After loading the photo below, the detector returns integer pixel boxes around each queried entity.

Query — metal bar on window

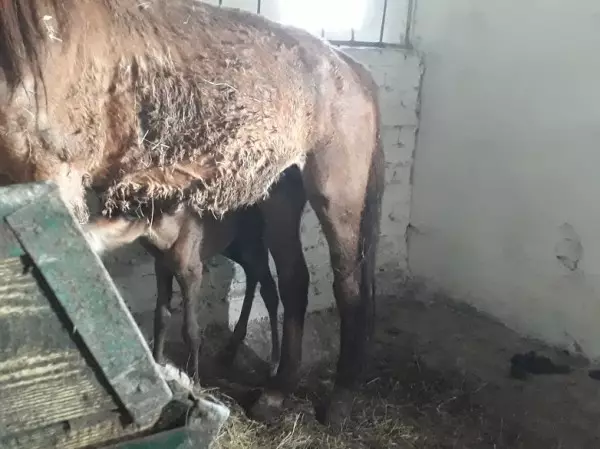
[405,0,415,48]
[211,0,410,48]
[328,40,406,49]
[379,0,388,43]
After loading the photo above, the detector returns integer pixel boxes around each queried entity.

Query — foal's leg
[304,142,385,426]
[256,260,281,377]
[217,261,258,367]
[172,245,205,380]
[238,244,281,377]
[220,241,280,377]
[152,257,174,365]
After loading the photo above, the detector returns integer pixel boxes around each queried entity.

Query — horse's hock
[0,182,229,449]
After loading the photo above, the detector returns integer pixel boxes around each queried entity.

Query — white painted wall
[105,48,421,329]
[409,0,600,358]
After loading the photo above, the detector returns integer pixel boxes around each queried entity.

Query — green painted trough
[0,182,229,449]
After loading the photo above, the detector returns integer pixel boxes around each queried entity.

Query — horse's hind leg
[249,170,308,422]
[304,139,384,427]
[153,257,174,365]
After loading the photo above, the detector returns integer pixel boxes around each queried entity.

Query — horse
[0,0,385,427]
[87,165,306,380]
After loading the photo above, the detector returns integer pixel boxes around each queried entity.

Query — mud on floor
[138,283,600,449]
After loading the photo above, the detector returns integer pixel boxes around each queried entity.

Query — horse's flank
[0,0,376,221]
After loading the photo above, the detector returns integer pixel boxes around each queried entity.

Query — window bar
[379,0,388,43]
[218,0,223,6]
[350,28,356,42]
[405,0,414,47]
[256,0,261,14]
[328,40,401,48]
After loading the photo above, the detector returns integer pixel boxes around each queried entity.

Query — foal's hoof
[316,387,354,432]
[247,390,286,424]
[267,361,280,379]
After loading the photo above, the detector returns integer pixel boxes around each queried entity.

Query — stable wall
[409,0,600,358]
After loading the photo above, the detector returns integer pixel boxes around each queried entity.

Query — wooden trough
[0,182,229,449]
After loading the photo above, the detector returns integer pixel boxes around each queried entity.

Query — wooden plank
[0,182,53,259]
[0,182,54,218]
[0,411,150,449]
[108,426,190,449]
[5,187,172,427]
[0,257,119,437]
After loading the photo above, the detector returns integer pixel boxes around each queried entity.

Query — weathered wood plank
[108,426,190,449]
[0,258,119,437]
[0,182,53,259]
[5,187,172,427]
[0,182,54,218]
[0,412,150,449]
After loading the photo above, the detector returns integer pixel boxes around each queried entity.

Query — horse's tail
[360,107,385,339]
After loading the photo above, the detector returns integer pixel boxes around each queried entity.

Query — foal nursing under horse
[88,165,306,380]
[0,0,385,425]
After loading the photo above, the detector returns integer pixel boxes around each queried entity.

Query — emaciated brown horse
[0,0,385,426]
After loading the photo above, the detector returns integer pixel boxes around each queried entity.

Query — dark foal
[142,205,282,379]
[87,167,307,380]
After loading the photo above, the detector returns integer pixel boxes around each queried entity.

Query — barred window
[202,0,412,46]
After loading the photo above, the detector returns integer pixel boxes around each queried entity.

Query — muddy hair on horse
[0,0,73,102]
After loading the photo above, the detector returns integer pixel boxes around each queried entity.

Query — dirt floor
[134,281,600,449]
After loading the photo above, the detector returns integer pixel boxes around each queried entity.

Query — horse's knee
[182,319,202,348]
[333,273,361,310]
[154,302,172,332]
[155,304,172,323]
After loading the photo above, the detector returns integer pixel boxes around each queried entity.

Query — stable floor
[133,282,600,448]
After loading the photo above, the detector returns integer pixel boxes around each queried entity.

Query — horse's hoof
[316,387,354,432]
[247,390,286,424]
